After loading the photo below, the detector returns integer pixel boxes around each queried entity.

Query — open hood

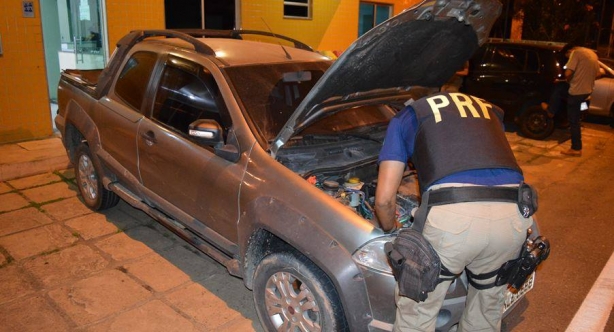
[271,0,502,155]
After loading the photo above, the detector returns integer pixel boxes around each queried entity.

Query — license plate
[503,272,535,313]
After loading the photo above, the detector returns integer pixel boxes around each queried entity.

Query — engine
[306,170,420,225]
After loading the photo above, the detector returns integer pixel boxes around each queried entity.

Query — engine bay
[276,123,420,227]
[305,167,421,226]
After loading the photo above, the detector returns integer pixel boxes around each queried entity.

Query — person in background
[558,43,600,157]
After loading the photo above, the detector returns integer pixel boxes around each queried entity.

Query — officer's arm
[375,160,406,232]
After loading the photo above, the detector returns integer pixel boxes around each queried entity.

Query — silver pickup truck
[55,1,539,331]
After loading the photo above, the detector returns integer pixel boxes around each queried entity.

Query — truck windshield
[224,61,329,142]
[225,61,397,145]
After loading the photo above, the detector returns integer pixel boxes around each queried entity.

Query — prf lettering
[426,93,492,123]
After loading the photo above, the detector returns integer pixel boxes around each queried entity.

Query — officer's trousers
[393,184,533,332]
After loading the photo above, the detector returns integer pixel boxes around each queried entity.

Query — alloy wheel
[78,154,98,201]
[264,271,322,331]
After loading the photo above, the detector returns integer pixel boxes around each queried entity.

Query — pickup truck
[55,1,539,331]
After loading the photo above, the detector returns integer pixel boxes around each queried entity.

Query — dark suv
[463,39,567,139]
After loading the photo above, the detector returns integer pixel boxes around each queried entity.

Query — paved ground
[0,172,261,331]
[0,134,70,182]
[0,118,612,332]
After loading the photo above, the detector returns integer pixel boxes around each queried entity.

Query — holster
[385,228,442,302]
[518,182,538,218]
[495,236,551,291]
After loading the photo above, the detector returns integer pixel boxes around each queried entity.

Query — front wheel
[75,144,119,211]
[253,251,348,332]
[519,106,555,140]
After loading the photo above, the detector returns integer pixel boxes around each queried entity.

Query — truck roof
[94,29,330,99]
[147,37,331,66]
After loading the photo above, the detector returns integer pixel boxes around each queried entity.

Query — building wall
[0,0,166,144]
[105,0,165,55]
[0,1,52,143]
[241,0,420,54]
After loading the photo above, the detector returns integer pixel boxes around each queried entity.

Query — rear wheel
[253,251,348,332]
[520,106,555,140]
[75,144,119,210]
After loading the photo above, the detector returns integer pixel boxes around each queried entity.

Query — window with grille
[284,0,311,19]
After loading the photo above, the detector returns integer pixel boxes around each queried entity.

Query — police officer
[375,91,533,331]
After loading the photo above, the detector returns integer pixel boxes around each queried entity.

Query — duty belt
[427,186,518,206]
[412,182,537,233]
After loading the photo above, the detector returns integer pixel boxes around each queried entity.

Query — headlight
[352,235,395,274]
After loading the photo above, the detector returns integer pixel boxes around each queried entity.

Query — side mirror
[188,119,240,163]
[189,119,223,146]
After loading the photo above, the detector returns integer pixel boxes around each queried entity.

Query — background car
[590,59,614,127]
[462,39,567,139]
[463,39,614,138]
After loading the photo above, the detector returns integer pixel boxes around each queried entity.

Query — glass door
[58,0,106,70]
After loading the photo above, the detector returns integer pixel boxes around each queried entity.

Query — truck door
[98,51,158,184]
[136,56,242,244]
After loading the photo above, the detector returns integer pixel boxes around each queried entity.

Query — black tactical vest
[411,92,522,192]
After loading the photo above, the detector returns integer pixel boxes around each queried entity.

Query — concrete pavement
[0,121,613,331]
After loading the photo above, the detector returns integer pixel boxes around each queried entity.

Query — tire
[519,106,555,140]
[253,251,348,332]
[75,144,119,211]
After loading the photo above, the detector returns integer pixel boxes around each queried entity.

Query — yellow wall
[105,0,165,56]
[0,1,52,143]
[241,0,421,53]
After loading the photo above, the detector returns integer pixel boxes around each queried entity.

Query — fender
[238,196,375,331]
[62,98,102,161]
[61,95,129,189]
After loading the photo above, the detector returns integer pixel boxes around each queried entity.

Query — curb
[0,137,72,182]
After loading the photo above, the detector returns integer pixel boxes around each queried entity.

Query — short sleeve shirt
[566,47,600,96]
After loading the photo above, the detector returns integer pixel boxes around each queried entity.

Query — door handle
[140,131,157,146]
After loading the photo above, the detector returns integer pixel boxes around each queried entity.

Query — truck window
[114,51,158,111]
[151,61,224,136]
